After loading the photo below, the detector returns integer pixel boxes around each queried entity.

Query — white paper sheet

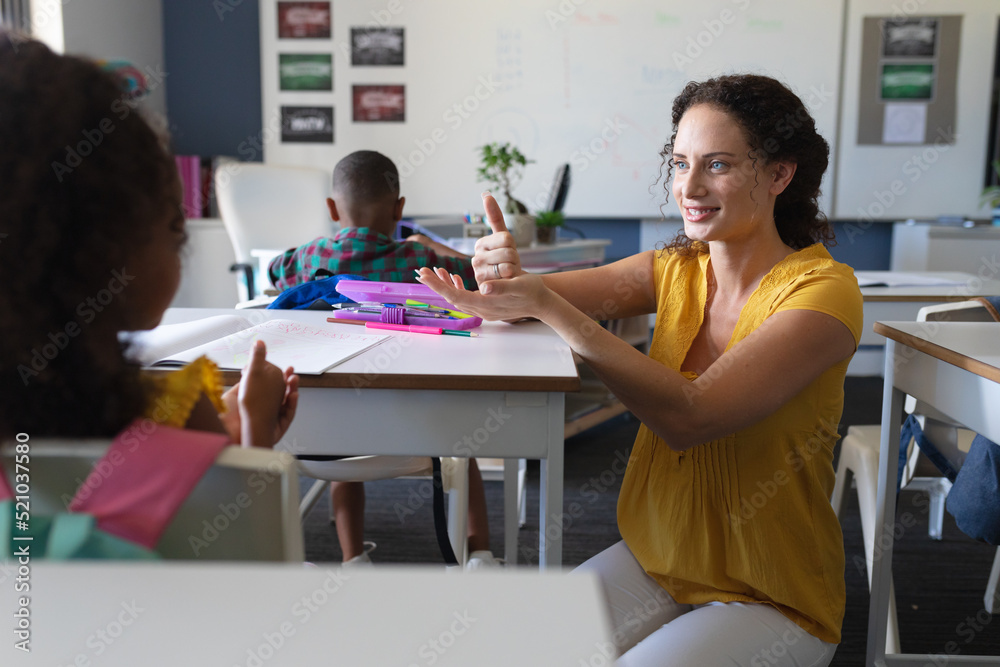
[883,103,927,144]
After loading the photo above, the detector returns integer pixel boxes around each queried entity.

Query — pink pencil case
[330,280,483,330]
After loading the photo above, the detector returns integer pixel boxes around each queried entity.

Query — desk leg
[867,340,905,667]
[504,458,519,567]
[539,392,565,569]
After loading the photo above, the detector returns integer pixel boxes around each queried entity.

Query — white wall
[29,0,64,52]
[258,0,845,218]
[60,0,168,121]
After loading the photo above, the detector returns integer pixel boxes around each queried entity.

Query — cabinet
[891,222,1000,275]
[171,219,240,308]
[564,316,650,438]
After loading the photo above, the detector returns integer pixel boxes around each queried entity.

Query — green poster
[880,63,934,100]
[279,54,333,91]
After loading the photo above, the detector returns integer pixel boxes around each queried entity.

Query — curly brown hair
[0,33,181,440]
[657,74,835,255]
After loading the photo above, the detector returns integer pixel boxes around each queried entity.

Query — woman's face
[670,104,773,246]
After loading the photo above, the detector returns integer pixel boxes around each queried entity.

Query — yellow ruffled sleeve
[145,356,226,428]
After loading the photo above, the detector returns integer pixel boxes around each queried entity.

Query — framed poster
[350,27,405,66]
[881,18,938,57]
[281,106,334,143]
[277,2,331,39]
[279,54,333,91]
[880,63,935,101]
[352,85,405,122]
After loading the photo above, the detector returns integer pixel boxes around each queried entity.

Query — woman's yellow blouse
[618,244,863,644]
[143,357,226,427]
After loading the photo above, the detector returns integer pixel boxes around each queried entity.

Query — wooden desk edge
[147,368,582,392]
[863,293,998,303]
[873,321,1000,384]
[861,287,995,303]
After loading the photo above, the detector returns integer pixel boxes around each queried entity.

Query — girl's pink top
[2,422,229,549]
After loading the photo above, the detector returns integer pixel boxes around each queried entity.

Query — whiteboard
[260,1,845,218]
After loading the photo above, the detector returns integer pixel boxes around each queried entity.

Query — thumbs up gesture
[471,192,524,284]
[415,191,551,322]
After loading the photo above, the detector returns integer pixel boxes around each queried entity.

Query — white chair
[214,161,335,301]
[832,300,1000,652]
[297,456,471,564]
[297,457,531,565]
[0,440,304,562]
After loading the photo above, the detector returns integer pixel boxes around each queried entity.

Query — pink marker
[365,322,443,335]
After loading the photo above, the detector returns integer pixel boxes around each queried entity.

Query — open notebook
[126,315,389,375]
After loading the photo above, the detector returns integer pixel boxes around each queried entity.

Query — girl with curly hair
[0,34,298,449]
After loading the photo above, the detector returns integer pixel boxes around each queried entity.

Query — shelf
[563,314,649,437]
[564,401,631,439]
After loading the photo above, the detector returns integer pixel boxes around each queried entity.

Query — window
[0,0,30,31]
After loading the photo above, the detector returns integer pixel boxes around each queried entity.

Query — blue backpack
[267,272,366,310]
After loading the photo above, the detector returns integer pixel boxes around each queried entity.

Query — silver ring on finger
[493,263,502,280]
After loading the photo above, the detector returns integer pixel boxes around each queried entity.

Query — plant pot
[993,206,1000,227]
[535,226,558,244]
[503,212,536,248]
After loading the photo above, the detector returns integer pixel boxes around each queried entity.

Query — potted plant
[533,210,564,245]
[982,159,1000,226]
[476,142,535,246]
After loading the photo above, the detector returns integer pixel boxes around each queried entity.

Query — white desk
[852,272,1000,376]
[870,321,1000,666]
[161,308,581,568]
[1,562,612,665]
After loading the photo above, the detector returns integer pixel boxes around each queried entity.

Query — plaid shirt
[268,227,477,291]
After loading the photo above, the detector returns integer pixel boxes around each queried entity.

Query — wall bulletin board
[857,16,961,145]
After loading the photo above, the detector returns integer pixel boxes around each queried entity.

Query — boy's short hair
[332,150,400,206]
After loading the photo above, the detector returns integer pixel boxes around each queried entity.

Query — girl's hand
[237,340,299,447]
[219,385,241,444]
[273,365,300,443]
[471,192,524,283]
[415,265,552,323]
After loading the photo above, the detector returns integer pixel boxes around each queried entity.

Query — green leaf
[981,160,1000,208]
[475,142,533,212]
[534,210,565,227]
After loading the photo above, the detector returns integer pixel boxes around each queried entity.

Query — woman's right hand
[415,266,554,323]
[472,192,524,283]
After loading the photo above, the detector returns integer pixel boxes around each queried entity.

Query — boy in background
[269,150,476,290]
[270,151,495,567]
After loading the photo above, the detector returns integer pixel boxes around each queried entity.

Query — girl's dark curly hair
[0,33,180,440]
[658,74,835,255]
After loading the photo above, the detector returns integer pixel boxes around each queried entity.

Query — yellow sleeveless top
[143,357,226,427]
[617,244,863,644]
